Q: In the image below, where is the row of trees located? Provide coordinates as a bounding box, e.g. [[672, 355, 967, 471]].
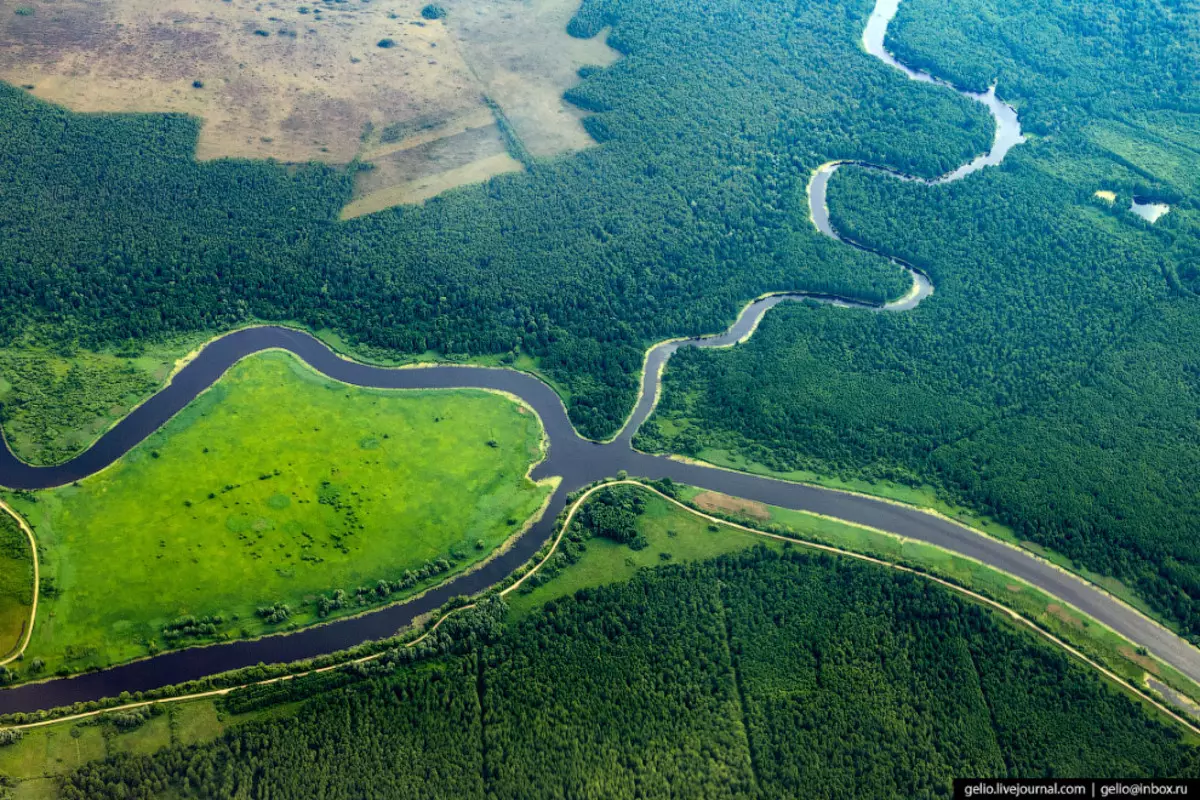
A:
[[55, 548, 1199, 798]]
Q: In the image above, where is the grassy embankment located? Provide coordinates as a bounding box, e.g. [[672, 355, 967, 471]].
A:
[[512, 484, 1200, 721], [1, 351, 552, 680], [660, 437, 1167, 625], [0, 509, 34, 661]]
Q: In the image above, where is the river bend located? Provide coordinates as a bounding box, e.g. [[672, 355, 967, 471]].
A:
[[1, 0, 1194, 717]]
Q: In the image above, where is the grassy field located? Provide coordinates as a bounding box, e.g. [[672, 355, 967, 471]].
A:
[[507, 488, 786, 616], [0, 509, 34, 660], [0, 694, 246, 797], [3, 351, 551, 679]]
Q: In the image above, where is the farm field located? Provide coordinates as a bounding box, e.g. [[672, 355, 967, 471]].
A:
[[0, 0, 618, 215], [2, 351, 551, 679]]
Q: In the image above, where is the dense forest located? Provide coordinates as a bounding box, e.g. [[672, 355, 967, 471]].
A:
[[51, 549, 1198, 798], [0, 0, 997, 439], [638, 0, 1200, 635]]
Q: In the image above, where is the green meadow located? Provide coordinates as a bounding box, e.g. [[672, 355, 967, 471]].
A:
[[507, 488, 783, 617], [0, 696, 236, 797], [3, 352, 551, 679]]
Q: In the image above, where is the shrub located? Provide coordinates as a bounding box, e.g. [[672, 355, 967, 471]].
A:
[[256, 603, 291, 625], [420, 4, 446, 20]]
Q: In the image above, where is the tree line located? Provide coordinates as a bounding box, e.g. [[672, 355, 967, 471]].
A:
[[55, 547, 1199, 798], [0, 0, 997, 439]]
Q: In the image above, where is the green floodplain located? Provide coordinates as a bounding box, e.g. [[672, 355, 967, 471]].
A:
[[1, 352, 552, 679], [2, 485, 1195, 798]]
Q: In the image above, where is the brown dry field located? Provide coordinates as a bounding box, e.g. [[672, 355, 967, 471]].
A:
[[0, 0, 619, 212], [693, 491, 771, 521]]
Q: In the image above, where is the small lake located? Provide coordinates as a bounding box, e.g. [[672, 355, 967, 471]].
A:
[[1131, 198, 1171, 224]]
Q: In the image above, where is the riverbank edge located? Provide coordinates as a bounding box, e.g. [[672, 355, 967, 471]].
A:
[[0, 351, 559, 687], [3, 479, 1196, 741]]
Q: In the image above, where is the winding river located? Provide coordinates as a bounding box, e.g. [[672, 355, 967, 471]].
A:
[[1, 0, 1196, 717]]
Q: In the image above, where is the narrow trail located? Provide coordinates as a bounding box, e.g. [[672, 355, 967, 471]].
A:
[[6, 481, 1198, 737], [0, 499, 38, 668], [1, 0, 1196, 725]]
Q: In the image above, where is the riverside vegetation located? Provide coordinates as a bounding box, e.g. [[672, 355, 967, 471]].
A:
[[3, 486, 1197, 797], [4, 0, 1197, 644], [0, 0, 999, 453], [0, 510, 33, 661], [11, 493, 1195, 798], [1, 0, 1199, 788], [0, 352, 550, 680], [636, 0, 1200, 637]]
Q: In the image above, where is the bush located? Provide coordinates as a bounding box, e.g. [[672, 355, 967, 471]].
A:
[[256, 603, 291, 625], [420, 4, 446, 20]]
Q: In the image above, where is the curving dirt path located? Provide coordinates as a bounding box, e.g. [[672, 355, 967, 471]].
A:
[[5, 480, 1197, 736], [0, 499, 38, 668]]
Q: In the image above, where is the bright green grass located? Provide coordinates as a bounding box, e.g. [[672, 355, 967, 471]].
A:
[[674, 485, 1200, 714], [3, 351, 552, 679], [0, 510, 33, 659], [0, 722, 107, 784], [105, 713, 173, 759], [0, 697, 233, 793], [506, 489, 780, 617], [169, 700, 229, 748]]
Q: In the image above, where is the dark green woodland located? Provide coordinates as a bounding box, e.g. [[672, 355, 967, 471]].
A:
[[638, 0, 1200, 636], [0, 0, 990, 439], [56, 549, 1199, 799]]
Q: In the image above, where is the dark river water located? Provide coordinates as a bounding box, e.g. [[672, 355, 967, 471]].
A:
[[2, 0, 1197, 718], [3, 325, 1199, 715]]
